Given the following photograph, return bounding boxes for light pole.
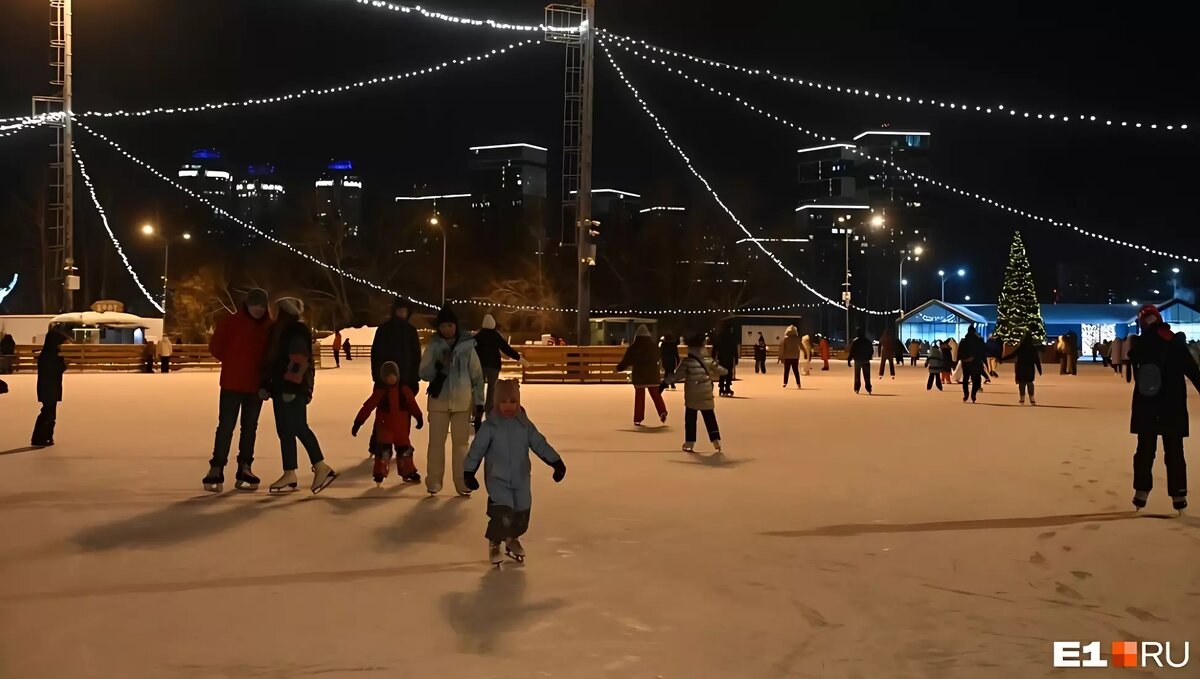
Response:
[142,224,190,328]
[956,269,966,302]
[430,215,446,305]
[901,279,908,310]
[899,244,923,312]
[840,213,885,345]
[1172,267,1181,298]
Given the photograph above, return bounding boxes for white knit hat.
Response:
[482,314,497,330]
[276,297,304,317]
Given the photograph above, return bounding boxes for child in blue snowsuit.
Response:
[463,378,567,564]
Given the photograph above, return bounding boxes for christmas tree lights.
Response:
[993,231,1047,343]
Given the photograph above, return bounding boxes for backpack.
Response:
[1136,363,1162,397]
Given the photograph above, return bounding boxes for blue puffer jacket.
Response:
[464,409,561,511]
[419,332,485,413]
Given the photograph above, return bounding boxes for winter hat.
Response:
[493,378,521,408]
[482,314,497,330]
[635,324,651,338]
[245,288,268,308]
[380,360,400,383]
[1137,303,1163,329]
[276,297,304,317]
[435,304,458,327]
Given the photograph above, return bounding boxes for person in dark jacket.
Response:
[753,333,767,374]
[616,325,668,425]
[957,325,988,403]
[371,297,421,394]
[818,335,831,371]
[847,328,873,394]
[353,361,424,486]
[1127,304,1200,512]
[714,323,739,396]
[203,288,272,493]
[342,336,353,361]
[31,327,69,446]
[332,329,342,368]
[878,328,897,379]
[262,297,337,494]
[986,334,1003,378]
[474,313,526,413]
[0,333,15,374]
[660,332,679,390]
[999,331,1043,405]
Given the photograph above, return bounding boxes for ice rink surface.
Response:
[1,360,1197,678]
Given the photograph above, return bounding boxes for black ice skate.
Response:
[1172,496,1187,514]
[489,540,503,566]
[234,464,260,491]
[505,538,525,562]
[1132,490,1149,510]
[202,466,224,493]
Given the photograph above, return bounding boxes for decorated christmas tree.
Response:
[994,231,1046,343]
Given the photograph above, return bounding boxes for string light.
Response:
[451,298,824,315]
[72,144,165,314]
[74,40,537,120]
[350,0,571,33]
[602,43,897,315]
[602,33,1190,134]
[75,122,441,310]
[612,40,1200,264]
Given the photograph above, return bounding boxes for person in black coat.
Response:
[999,331,1042,404]
[714,323,738,396]
[1127,304,1200,512]
[660,332,679,390]
[957,325,988,403]
[31,327,69,446]
[847,328,873,394]
[371,297,421,393]
[752,333,767,374]
[0,333,15,374]
[474,313,525,412]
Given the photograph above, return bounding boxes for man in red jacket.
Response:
[203,288,272,492]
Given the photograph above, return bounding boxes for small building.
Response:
[896,300,990,346]
[590,317,657,346]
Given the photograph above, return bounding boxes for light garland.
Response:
[72,144,165,314]
[351,0,560,33]
[75,122,440,310]
[612,40,1200,264]
[601,43,896,315]
[450,298,824,315]
[0,114,58,139]
[602,33,1190,134]
[75,40,536,120]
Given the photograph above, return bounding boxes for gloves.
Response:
[519,357,531,368]
[258,388,270,400]
[282,393,296,403]
[474,405,484,432]
[351,421,361,437]
[414,413,424,430]
[552,459,567,483]
[463,470,480,491]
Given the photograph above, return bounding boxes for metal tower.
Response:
[546,0,595,345]
[31,0,75,313]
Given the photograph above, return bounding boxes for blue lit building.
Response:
[315,160,363,237]
[235,164,285,242]
[177,149,235,239]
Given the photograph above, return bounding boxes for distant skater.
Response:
[1000,331,1042,405]
[753,333,767,374]
[801,334,814,376]
[332,329,342,368]
[818,334,831,371]
[957,325,987,403]
[671,333,726,453]
[925,341,945,391]
[779,326,801,388]
[847,328,873,395]
[31,327,69,447]
[616,324,668,426]
[878,328,897,379]
[343,337,353,362]
[660,333,679,391]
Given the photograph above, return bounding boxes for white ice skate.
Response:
[682,442,695,453]
[506,538,525,563]
[489,540,503,566]
[269,470,298,494]
[310,461,338,494]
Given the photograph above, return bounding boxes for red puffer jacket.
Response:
[355,384,423,446]
[209,306,272,393]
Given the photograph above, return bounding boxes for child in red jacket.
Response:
[353,361,424,485]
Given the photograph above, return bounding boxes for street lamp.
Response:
[141,224,190,326]
[430,215,446,305]
[938,270,946,301]
[1171,267,1181,297]
[899,244,924,313]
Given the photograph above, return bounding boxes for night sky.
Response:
[1,0,1197,311]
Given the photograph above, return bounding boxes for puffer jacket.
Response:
[464,408,561,511]
[263,321,315,399]
[616,336,663,386]
[671,347,727,410]
[209,304,272,394]
[419,332,485,413]
[925,346,945,372]
[779,327,801,360]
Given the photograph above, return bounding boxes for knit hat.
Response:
[380,360,400,383]
[245,288,268,308]
[276,297,304,317]
[435,304,458,327]
[482,314,497,330]
[493,378,521,409]
[635,324,651,338]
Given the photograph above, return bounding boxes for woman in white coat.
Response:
[800,334,814,376]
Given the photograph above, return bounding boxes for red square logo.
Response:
[1112,641,1139,668]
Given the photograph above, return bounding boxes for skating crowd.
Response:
[3,296,1194,564]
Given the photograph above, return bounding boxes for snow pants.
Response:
[1134,433,1187,498]
[782,359,800,386]
[210,389,263,468]
[485,498,531,542]
[272,395,324,471]
[633,386,667,423]
[427,410,471,494]
[684,407,720,444]
[160,357,171,373]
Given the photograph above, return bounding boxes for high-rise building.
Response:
[467,143,548,255]
[177,149,234,239]
[315,160,363,237]
[235,164,285,242]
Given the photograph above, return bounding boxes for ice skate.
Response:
[1172,496,1188,514]
[489,540,504,566]
[505,538,525,562]
[310,460,338,494]
[457,490,473,498]
[660,411,668,424]
[682,442,695,453]
[1019,397,1025,405]
[234,464,260,491]
[1132,490,1149,510]
[1030,398,1037,405]
[202,466,224,493]
[713,440,722,453]
[372,455,389,486]
[269,470,298,494]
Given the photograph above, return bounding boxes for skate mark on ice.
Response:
[0,560,479,602]
[619,617,654,632]
[1087,479,1099,484]
[762,512,1131,538]
[792,600,840,628]
[1037,531,1056,539]
[922,583,1015,603]
[1106,489,1118,496]
[602,655,643,672]
[1082,523,1102,530]
[441,569,566,655]
[1071,571,1093,580]
[1126,606,1168,622]
[1055,582,1084,600]
[1029,552,1048,565]
[0,446,44,456]
[1037,598,1123,619]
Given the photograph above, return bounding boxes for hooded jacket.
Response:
[371,297,422,393]
[419,330,485,413]
[464,407,561,511]
[616,327,663,386]
[209,304,272,393]
[355,363,423,447]
[671,345,727,410]
[779,326,801,360]
[1128,323,1200,437]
